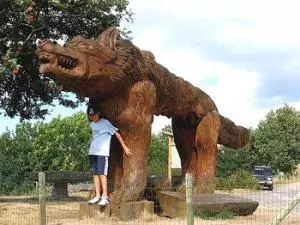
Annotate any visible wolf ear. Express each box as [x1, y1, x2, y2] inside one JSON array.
[[98, 27, 119, 49], [96, 27, 119, 62]]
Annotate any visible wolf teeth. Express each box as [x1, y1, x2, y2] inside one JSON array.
[[58, 56, 77, 69]]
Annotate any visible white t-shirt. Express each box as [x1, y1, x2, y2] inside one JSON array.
[[89, 118, 118, 156]]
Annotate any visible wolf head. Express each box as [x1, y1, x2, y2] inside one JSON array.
[[36, 27, 143, 97]]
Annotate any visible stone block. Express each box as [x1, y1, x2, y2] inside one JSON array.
[[119, 200, 154, 221], [79, 202, 111, 219]]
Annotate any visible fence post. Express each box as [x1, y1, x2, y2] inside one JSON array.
[[268, 192, 300, 225], [39, 172, 46, 225], [186, 173, 194, 225]]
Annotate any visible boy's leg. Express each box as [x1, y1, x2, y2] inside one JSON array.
[[94, 175, 101, 197], [100, 175, 108, 197], [88, 155, 102, 204], [98, 157, 109, 206], [88, 175, 101, 204]]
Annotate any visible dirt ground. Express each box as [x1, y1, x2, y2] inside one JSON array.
[[0, 194, 299, 225]]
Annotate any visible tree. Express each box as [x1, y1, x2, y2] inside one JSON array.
[[148, 130, 169, 176], [30, 112, 91, 171], [251, 104, 300, 174], [0, 0, 132, 119]]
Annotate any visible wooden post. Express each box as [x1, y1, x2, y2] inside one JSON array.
[[39, 172, 46, 225], [162, 131, 174, 182], [186, 173, 194, 225], [269, 193, 300, 225], [168, 136, 173, 182]]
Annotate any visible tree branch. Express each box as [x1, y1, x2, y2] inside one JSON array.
[[24, 26, 45, 44]]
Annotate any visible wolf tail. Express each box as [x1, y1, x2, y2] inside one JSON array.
[[218, 115, 250, 149]]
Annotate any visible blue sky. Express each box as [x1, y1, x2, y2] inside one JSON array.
[[0, 98, 86, 134], [1, 0, 300, 134]]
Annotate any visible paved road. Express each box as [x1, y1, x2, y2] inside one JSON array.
[[246, 182, 300, 212]]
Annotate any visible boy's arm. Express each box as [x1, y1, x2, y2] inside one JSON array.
[[115, 131, 132, 156]]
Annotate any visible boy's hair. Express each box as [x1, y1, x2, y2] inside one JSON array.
[[87, 101, 100, 122], [87, 106, 97, 115], [87, 102, 100, 115]]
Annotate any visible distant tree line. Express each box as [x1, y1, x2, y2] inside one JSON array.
[[0, 104, 299, 194]]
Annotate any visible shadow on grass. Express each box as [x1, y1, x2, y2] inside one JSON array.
[[198, 211, 236, 220]]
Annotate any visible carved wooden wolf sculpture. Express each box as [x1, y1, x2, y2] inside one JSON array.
[[36, 27, 249, 213]]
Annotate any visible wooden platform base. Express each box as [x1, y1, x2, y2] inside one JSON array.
[[79, 203, 111, 219], [120, 200, 154, 221], [157, 191, 259, 218], [78, 200, 154, 221]]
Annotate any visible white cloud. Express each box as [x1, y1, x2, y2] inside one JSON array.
[[152, 116, 171, 134], [129, 0, 300, 132], [133, 26, 168, 51], [131, 0, 300, 22], [217, 21, 300, 48], [206, 69, 262, 128], [131, 0, 300, 48]]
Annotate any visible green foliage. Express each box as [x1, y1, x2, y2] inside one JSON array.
[[216, 170, 260, 191], [198, 211, 236, 220], [0, 112, 91, 194], [148, 132, 168, 176], [0, 128, 35, 194], [31, 112, 91, 171], [0, 0, 132, 119], [251, 104, 300, 174], [216, 145, 254, 178]]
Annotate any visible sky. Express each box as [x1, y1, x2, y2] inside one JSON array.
[[1, 0, 300, 134]]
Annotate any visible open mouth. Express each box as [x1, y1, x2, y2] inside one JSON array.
[[39, 54, 78, 70]]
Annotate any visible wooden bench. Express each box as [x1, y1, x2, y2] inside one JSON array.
[[30, 171, 92, 199]]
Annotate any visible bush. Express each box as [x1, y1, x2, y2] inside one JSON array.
[[216, 146, 254, 178], [216, 169, 260, 191]]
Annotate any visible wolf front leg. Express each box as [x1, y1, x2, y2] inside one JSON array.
[[109, 80, 156, 216], [117, 123, 152, 198]]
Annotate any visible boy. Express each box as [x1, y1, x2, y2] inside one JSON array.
[[87, 105, 132, 206]]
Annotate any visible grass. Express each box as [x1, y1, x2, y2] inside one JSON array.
[[199, 211, 236, 220]]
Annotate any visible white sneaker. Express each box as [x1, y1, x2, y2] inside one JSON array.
[[98, 195, 109, 206], [88, 196, 100, 204]]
